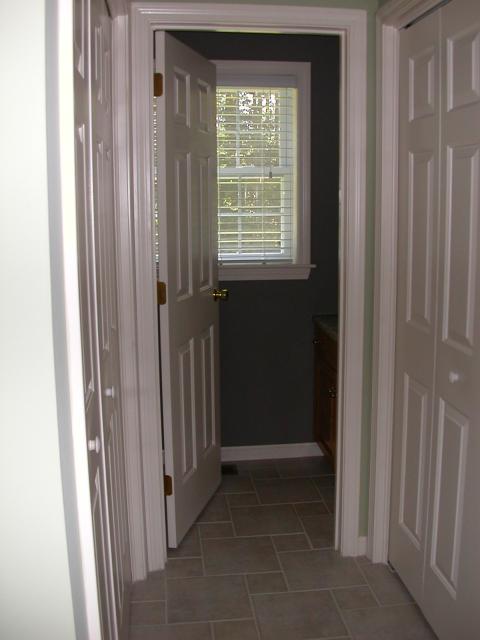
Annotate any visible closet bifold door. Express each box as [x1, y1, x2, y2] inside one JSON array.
[[388, 8, 441, 606], [423, 0, 480, 637]]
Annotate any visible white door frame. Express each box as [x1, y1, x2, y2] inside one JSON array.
[[127, 1, 367, 569], [369, 0, 445, 563]]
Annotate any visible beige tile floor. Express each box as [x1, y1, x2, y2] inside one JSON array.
[[128, 457, 437, 640]]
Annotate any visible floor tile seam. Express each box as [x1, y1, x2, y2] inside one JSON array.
[[277, 474, 334, 480], [323, 498, 334, 515], [218, 491, 257, 495], [308, 634, 352, 640], [164, 574, 371, 593], [196, 519, 232, 524], [202, 531, 304, 540], [353, 559, 382, 607], [243, 573, 262, 640], [270, 532, 293, 593], [232, 499, 327, 509], [165, 569, 285, 580], [165, 615, 258, 626], [309, 475, 326, 501], [240, 585, 385, 602], [130, 597, 166, 604], [250, 473, 263, 512], [329, 586, 354, 639], [129, 621, 214, 629], [198, 531, 207, 578], [165, 569, 171, 625], [292, 502, 315, 550], [248, 465, 296, 594], [224, 482, 239, 537], [190, 567, 285, 578], [129, 596, 167, 603], [372, 600, 419, 610]]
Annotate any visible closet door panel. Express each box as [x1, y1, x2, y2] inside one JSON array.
[[389, 10, 440, 604], [423, 3, 480, 636]]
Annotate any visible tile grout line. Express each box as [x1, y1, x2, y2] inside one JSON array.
[[224, 479, 239, 538], [292, 501, 315, 550], [198, 527, 207, 577], [243, 572, 263, 640], [353, 558, 383, 607], [216, 470, 261, 637], [250, 468, 292, 619], [270, 531, 293, 593], [329, 587, 354, 639], [165, 570, 170, 625]]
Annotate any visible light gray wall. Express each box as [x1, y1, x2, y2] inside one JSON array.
[[0, 2, 78, 638]]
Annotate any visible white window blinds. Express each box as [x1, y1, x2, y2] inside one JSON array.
[[216, 83, 298, 263]]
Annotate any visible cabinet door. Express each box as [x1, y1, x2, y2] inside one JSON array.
[[314, 352, 336, 463]]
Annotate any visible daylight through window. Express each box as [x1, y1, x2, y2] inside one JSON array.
[[216, 85, 297, 263], [214, 61, 311, 280]]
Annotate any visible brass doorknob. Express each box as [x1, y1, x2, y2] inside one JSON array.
[[212, 288, 229, 302]]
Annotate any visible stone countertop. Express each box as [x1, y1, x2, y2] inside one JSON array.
[[313, 314, 338, 341]]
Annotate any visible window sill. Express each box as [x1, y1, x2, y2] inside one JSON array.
[[218, 263, 315, 281]]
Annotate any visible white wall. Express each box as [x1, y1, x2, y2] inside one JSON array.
[[0, 2, 78, 637]]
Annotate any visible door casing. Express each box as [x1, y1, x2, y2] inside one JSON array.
[[369, 0, 449, 564], [120, 2, 368, 576]]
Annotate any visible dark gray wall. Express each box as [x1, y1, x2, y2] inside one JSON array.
[[171, 32, 340, 446]]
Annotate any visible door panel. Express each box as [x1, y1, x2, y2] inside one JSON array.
[[74, 0, 130, 637], [92, 470, 113, 640], [442, 144, 479, 352], [74, 0, 115, 636], [398, 374, 428, 548], [429, 400, 469, 597], [90, 0, 130, 633], [391, 1, 480, 637], [406, 151, 435, 331], [155, 32, 221, 547], [389, 9, 440, 604], [200, 325, 216, 453], [423, 1, 480, 635]]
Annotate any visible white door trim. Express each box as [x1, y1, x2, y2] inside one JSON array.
[[369, 0, 445, 563], [128, 1, 367, 562], [112, 15, 150, 582]]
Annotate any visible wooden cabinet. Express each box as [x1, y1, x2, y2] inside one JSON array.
[[313, 317, 338, 467]]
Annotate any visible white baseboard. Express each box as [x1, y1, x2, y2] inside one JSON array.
[[357, 536, 368, 556], [221, 442, 323, 462]]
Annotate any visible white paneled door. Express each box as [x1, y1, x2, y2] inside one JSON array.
[[423, 0, 480, 635], [390, 0, 480, 637], [74, 0, 130, 637], [390, 7, 440, 605], [155, 32, 221, 547]]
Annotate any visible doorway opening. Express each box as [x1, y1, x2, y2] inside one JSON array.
[[126, 3, 367, 574], [155, 29, 340, 549]]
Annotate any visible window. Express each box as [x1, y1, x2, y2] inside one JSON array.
[[215, 61, 312, 280]]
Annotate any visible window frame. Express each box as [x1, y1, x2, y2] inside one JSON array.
[[214, 60, 313, 281]]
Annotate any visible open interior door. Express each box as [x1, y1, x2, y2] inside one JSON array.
[[155, 31, 222, 547]]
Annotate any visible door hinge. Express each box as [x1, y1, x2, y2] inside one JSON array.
[[154, 73, 163, 97], [164, 475, 173, 496], [157, 280, 167, 305]]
